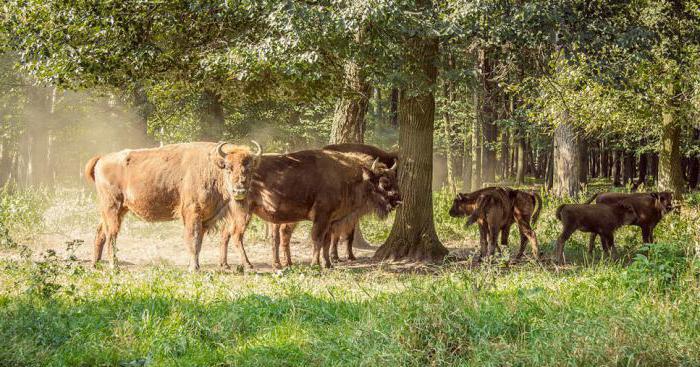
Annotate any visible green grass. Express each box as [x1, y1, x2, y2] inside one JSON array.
[[0, 187, 699, 366]]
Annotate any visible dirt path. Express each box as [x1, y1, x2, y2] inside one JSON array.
[[6, 221, 477, 273]]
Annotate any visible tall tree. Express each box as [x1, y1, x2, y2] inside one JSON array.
[[374, 0, 447, 262]]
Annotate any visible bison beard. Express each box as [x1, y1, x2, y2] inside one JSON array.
[[220, 149, 399, 269], [85, 141, 262, 271], [449, 187, 541, 261]]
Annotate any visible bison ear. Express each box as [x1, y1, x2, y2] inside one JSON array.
[[361, 167, 373, 181], [650, 192, 659, 200], [213, 157, 227, 170]]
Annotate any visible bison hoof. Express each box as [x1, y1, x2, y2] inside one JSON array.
[[219, 263, 231, 270], [348, 255, 356, 261], [273, 262, 283, 270]]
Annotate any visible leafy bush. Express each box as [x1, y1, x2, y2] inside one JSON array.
[[0, 186, 50, 246]]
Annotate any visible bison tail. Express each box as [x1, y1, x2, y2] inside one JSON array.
[[531, 191, 543, 227], [84, 156, 100, 184], [583, 193, 599, 204], [555, 204, 565, 221]]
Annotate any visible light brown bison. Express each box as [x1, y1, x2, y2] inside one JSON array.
[[449, 187, 541, 261], [262, 143, 400, 267], [84, 141, 262, 271], [554, 202, 638, 264], [220, 149, 399, 269], [584, 192, 674, 246]]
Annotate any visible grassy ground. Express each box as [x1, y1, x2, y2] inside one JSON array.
[[0, 185, 699, 366]]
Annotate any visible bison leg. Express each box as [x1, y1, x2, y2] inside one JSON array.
[[322, 231, 333, 269], [588, 233, 597, 255], [641, 224, 655, 243], [554, 227, 575, 265], [101, 207, 125, 270], [183, 216, 204, 272], [604, 234, 618, 260], [477, 223, 489, 259], [310, 219, 332, 268], [231, 230, 253, 270], [330, 233, 340, 262], [515, 219, 539, 261], [280, 224, 294, 267], [270, 224, 282, 269], [92, 222, 106, 267], [219, 230, 231, 269], [499, 227, 509, 255], [346, 227, 356, 261], [487, 226, 499, 257]]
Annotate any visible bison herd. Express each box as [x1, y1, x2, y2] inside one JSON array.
[[84, 142, 675, 270]]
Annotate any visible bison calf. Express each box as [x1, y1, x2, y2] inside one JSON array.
[[554, 202, 638, 264], [449, 187, 541, 261]]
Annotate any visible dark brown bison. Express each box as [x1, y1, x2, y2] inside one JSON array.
[[449, 187, 541, 261], [263, 143, 399, 267], [84, 141, 262, 270], [220, 149, 399, 269], [554, 202, 638, 264], [462, 188, 513, 258], [584, 192, 674, 246]]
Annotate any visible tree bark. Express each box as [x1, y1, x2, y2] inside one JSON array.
[[658, 100, 685, 195], [0, 140, 11, 186], [637, 153, 648, 187], [374, 27, 447, 263], [552, 113, 580, 198], [622, 151, 634, 186], [545, 144, 554, 191], [329, 59, 370, 144], [600, 140, 609, 178]]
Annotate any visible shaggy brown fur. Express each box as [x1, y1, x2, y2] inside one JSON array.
[[220, 149, 399, 269], [554, 202, 638, 264], [584, 192, 674, 246], [263, 144, 400, 267], [85, 142, 261, 271], [449, 187, 541, 261], [464, 188, 513, 258]]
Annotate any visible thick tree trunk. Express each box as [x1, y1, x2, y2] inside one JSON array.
[[329, 42, 372, 248], [198, 89, 226, 141], [658, 101, 685, 195], [552, 114, 580, 198], [329, 59, 370, 144], [650, 153, 659, 185], [132, 83, 156, 146], [545, 145, 554, 191], [374, 29, 447, 263]]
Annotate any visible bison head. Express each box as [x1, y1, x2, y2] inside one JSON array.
[[449, 193, 478, 217], [618, 201, 639, 225], [213, 141, 262, 201], [362, 158, 400, 218], [650, 192, 675, 215]]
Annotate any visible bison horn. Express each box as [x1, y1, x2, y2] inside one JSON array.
[[216, 142, 230, 158], [251, 140, 263, 157], [370, 157, 380, 171], [390, 159, 398, 171]]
